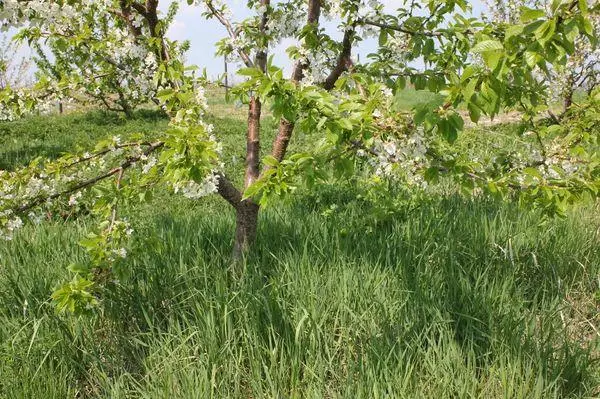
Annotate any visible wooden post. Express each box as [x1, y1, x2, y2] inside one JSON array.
[[224, 55, 229, 99]]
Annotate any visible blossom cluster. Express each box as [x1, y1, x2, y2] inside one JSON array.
[[174, 171, 221, 199], [0, 0, 173, 116], [362, 127, 431, 188]]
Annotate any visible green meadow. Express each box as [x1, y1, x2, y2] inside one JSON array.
[[0, 91, 598, 398]]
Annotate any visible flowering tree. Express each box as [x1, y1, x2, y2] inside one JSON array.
[[484, 0, 599, 111], [0, 34, 31, 89], [3, 0, 185, 117], [0, 0, 598, 313]]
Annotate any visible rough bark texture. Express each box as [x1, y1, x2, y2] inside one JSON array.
[[130, 0, 169, 61], [323, 28, 354, 91], [216, 173, 242, 207], [233, 201, 260, 259], [119, 0, 143, 37], [245, 98, 262, 187], [271, 119, 295, 162]]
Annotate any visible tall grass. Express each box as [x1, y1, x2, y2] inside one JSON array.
[[1, 191, 599, 398], [0, 109, 599, 397]]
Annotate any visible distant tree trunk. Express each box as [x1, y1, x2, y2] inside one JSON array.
[[121, 102, 134, 118], [563, 74, 575, 113], [563, 88, 573, 112]]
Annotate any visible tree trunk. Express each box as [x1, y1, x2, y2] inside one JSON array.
[[233, 200, 259, 259], [563, 73, 575, 113], [563, 89, 573, 112]]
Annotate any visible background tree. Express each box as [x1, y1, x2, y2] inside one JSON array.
[[6, 0, 187, 116], [0, 0, 597, 313], [0, 34, 32, 89], [484, 0, 599, 111]]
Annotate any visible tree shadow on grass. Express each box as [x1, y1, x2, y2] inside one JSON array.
[[0, 109, 170, 170], [17, 189, 594, 396], [252, 192, 598, 396]]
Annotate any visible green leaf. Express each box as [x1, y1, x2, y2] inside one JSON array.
[[414, 107, 429, 124], [156, 88, 175, 102], [505, 24, 524, 39], [263, 155, 279, 167], [242, 181, 264, 200], [463, 78, 478, 101], [482, 51, 503, 70], [524, 50, 540, 67], [424, 167, 439, 182], [378, 30, 388, 46], [520, 7, 546, 22], [448, 113, 464, 131], [523, 167, 542, 179], [583, 18, 593, 35], [237, 67, 263, 77], [471, 40, 503, 53], [467, 102, 481, 123], [338, 118, 353, 131]]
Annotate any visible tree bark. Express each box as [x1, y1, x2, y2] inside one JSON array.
[[563, 88, 573, 113], [562, 73, 575, 113], [231, 0, 270, 258], [245, 97, 262, 187], [233, 200, 259, 259]]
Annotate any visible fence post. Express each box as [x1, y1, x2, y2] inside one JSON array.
[[224, 55, 229, 99]]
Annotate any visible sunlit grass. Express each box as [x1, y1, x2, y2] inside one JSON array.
[[0, 107, 599, 398]]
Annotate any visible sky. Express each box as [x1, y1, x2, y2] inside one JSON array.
[[159, 0, 487, 82]]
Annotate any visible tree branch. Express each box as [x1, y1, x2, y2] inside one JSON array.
[[269, 0, 322, 165], [323, 27, 355, 91], [15, 142, 165, 214], [216, 172, 243, 208], [290, 0, 323, 82], [361, 19, 467, 37], [204, 0, 254, 68]]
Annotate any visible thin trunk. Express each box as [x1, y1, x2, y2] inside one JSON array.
[[232, 95, 262, 257], [233, 201, 259, 259], [563, 88, 573, 112], [231, 0, 270, 257], [563, 73, 575, 113], [245, 97, 262, 187]]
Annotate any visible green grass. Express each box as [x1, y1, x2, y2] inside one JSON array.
[[0, 108, 599, 398], [0, 109, 169, 170]]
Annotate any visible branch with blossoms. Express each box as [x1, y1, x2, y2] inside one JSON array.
[[202, 0, 254, 68], [14, 142, 165, 215], [360, 19, 460, 37]]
